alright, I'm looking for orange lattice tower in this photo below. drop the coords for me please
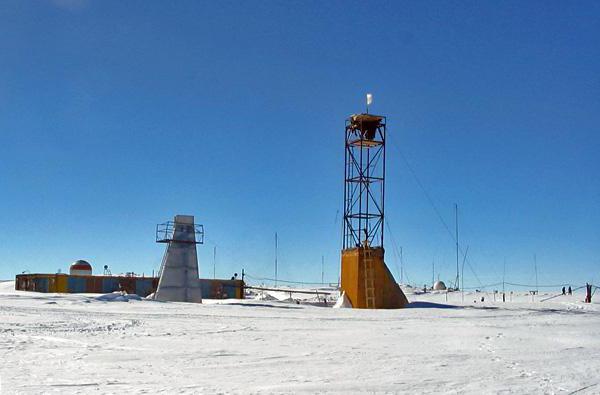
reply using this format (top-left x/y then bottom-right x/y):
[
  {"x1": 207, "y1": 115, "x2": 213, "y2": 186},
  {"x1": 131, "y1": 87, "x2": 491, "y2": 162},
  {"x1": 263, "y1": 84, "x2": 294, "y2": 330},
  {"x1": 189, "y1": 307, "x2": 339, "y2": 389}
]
[{"x1": 341, "y1": 113, "x2": 408, "y2": 309}]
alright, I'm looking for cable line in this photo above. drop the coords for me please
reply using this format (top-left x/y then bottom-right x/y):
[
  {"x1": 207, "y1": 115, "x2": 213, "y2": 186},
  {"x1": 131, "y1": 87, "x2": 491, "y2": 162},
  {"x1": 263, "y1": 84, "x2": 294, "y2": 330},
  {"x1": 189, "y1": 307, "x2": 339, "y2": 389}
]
[
  {"x1": 245, "y1": 273, "x2": 335, "y2": 286},
  {"x1": 385, "y1": 219, "x2": 410, "y2": 284},
  {"x1": 387, "y1": 134, "x2": 484, "y2": 288}
]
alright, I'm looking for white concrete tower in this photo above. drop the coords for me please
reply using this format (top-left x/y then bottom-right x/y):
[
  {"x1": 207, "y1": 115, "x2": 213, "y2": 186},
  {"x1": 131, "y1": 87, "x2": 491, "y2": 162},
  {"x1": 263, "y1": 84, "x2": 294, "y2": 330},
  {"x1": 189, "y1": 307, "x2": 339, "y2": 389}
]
[{"x1": 154, "y1": 215, "x2": 203, "y2": 303}]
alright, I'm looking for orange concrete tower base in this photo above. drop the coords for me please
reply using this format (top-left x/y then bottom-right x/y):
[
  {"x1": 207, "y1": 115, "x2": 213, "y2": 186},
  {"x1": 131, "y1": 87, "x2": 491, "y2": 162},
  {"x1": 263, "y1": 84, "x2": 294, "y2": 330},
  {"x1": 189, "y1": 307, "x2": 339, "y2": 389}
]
[{"x1": 340, "y1": 247, "x2": 409, "y2": 309}]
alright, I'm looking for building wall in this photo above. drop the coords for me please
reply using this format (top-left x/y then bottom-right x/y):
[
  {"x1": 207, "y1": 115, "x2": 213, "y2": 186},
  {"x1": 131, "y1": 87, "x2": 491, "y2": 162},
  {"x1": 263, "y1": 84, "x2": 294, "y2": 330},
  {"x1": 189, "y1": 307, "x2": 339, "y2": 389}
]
[
  {"x1": 15, "y1": 274, "x2": 159, "y2": 297},
  {"x1": 199, "y1": 279, "x2": 245, "y2": 299},
  {"x1": 15, "y1": 274, "x2": 244, "y2": 299}
]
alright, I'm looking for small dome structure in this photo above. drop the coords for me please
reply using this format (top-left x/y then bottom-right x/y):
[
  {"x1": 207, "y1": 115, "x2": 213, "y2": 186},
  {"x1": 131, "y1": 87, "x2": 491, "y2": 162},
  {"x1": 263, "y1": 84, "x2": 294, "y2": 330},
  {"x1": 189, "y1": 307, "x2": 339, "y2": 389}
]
[
  {"x1": 433, "y1": 280, "x2": 447, "y2": 291},
  {"x1": 70, "y1": 260, "x2": 92, "y2": 275}
]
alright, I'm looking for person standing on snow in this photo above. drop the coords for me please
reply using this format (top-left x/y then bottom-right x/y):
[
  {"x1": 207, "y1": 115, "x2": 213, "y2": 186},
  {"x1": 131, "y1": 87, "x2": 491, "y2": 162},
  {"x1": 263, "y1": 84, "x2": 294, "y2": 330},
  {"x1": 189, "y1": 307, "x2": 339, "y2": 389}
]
[{"x1": 585, "y1": 283, "x2": 592, "y2": 303}]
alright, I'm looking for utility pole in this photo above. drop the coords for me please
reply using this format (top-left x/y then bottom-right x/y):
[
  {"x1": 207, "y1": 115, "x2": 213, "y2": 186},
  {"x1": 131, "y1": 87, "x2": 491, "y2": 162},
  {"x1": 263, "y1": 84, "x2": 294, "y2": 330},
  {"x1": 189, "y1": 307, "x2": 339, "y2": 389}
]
[
  {"x1": 534, "y1": 253, "x2": 538, "y2": 296},
  {"x1": 502, "y1": 257, "x2": 506, "y2": 302},
  {"x1": 400, "y1": 246, "x2": 404, "y2": 284},
  {"x1": 461, "y1": 246, "x2": 469, "y2": 303},
  {"x1": 213, "y1": 246, "x2": 216, "y2": 279},
  {"x1": 275, "y1": 232, "x2": 278, "y2": 287},
  {"x1": 321, "y1": 255, "x2": 324, "y2": 284},
  {"x1": 432, "y1": 258, "x2": 435, "y2": 288},
  {"x1": 455, "y1": 203, "x2": 460, "y2": 291}
]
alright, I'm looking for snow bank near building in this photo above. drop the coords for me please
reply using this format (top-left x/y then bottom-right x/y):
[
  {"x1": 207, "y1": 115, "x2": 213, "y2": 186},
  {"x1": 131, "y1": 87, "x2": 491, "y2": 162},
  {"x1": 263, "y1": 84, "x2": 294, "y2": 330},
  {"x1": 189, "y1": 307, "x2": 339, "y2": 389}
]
[
  {"x1": 0, "y1": 280, "x2": 15, "y2": 293},
  {"x1": 333, "y1": 291, "x2": 352, "y2": 308},
  {"x1": 253, "y1": 289, "x2": 331, "y2": 304},
  {"x1": 95, "y1": 292, "x2": 143, "y2": 302},
  {"x1": 253, "y1": 291, "x2": 278, "y2": 301}
]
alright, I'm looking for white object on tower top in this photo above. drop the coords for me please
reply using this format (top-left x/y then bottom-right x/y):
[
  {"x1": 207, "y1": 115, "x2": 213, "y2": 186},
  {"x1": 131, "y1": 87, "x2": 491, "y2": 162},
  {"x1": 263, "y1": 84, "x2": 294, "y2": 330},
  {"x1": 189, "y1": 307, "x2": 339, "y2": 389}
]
[{"x1": 366, "y1": 93, "x2": 373, "y2": 106}]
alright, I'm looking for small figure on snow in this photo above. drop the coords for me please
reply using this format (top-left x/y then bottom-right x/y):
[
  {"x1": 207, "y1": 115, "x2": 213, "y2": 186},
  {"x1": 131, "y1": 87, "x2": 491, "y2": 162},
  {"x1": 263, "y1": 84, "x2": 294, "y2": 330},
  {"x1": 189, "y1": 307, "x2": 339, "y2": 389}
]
[
  {"x1": 568, "y1": 286, "x2": 572, "y2": 295},
  {"x1": 562, "y1": 287, "x2": 566, "y2": 295},
  {"x1": 585, "y1": 283, "x2": 592, "y2": 303}
]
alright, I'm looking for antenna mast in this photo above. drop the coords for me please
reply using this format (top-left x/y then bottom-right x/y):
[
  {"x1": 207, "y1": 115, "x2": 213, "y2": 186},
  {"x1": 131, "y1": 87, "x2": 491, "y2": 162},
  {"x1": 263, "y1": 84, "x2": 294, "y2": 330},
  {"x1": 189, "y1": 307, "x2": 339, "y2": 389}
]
[
  {"x1": 213, "y1": 246, "x2": 216, "y2": 279},
  {"x1": 454, "y1": 203, "x2": 460, "y2": 290},
  {"x1": 503, "y1": 257, "x2": 506, "y2": 295},
  {"x1": 432, "y1": 258, "x2": 435, "y2": 288},
  {"x1": 400, "y1": 246, "x2": 404, "y2": 284},
  {"x1": 534, "y1": 253, "x2": 538, "y2": 295}
]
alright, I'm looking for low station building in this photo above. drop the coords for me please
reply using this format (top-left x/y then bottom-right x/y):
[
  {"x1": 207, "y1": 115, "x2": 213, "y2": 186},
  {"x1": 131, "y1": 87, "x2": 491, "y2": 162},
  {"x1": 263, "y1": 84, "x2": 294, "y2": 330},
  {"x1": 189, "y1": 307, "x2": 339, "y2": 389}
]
[{"x1": 15, "y1": 260, "x2": 244, "y2": 299}]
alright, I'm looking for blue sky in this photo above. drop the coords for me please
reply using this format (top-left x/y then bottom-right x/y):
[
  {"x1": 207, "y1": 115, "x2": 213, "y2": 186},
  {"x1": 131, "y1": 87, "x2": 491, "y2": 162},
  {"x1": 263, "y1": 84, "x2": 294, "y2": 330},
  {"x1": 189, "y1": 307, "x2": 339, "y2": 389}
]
[{"x1": 0, "y1": 0, "x2": 598, "y2": 288}]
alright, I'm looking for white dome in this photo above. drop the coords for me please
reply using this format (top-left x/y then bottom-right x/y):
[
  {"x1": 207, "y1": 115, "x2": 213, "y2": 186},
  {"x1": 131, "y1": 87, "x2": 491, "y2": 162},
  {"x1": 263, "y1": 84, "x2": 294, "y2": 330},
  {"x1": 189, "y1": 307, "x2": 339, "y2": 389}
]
[{"x1": 433, "y1": 280, "x2": 447, "y2": 291}]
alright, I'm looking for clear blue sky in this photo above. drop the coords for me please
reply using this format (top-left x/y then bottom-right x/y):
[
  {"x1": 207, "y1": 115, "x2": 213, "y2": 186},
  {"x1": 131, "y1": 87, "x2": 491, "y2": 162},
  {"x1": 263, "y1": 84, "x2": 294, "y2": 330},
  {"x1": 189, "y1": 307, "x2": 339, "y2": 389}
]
[{"x1": 1, "y1": 0, "x2": 598, "y2": 289}]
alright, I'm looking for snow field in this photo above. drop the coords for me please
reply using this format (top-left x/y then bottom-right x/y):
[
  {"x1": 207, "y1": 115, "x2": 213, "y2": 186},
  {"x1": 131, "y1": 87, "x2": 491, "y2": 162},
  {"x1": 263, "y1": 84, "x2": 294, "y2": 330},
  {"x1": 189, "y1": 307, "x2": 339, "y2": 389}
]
[{"x1": 0, "y1": 281, "x2": 599, "y2": 394}]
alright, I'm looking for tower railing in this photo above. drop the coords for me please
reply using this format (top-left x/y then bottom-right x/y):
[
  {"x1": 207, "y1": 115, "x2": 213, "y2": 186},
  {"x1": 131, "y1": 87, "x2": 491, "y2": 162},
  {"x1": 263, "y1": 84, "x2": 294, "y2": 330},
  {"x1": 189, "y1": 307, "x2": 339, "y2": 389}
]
[{"x1": 156, "y1": 221, "x2": 204, "y2": 244}]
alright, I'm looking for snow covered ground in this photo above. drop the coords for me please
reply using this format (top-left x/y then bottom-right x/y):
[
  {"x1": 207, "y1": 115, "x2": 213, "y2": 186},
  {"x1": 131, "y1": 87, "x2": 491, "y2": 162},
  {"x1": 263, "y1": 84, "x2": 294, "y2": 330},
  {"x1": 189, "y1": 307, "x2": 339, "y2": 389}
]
[{"x1": 1, "y1": 280, "x2": 599, "y2": 394}]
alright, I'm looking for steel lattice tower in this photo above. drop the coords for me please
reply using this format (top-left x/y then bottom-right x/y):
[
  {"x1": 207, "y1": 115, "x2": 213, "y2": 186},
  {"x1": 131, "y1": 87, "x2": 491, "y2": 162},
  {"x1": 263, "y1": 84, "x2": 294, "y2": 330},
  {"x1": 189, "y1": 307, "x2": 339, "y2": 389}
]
[{"x1": 343, "y1": 114, "x2": 386, "y2": 249}]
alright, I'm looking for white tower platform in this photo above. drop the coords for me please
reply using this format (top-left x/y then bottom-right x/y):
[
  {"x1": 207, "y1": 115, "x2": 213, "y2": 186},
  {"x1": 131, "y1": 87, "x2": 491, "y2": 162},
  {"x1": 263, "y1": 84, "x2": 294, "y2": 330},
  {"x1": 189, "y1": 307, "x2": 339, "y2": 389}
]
[{"x1": 154, "y1": 215, "x2": 203, "y2": 303}]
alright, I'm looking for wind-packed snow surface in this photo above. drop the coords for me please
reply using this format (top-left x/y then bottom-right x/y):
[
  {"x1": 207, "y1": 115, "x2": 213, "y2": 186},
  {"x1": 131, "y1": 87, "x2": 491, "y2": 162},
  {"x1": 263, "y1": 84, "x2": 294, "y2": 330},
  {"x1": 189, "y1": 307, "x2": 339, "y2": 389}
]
[{"x1": 1, "y1": 280, "x2": 599, "y2": 394}]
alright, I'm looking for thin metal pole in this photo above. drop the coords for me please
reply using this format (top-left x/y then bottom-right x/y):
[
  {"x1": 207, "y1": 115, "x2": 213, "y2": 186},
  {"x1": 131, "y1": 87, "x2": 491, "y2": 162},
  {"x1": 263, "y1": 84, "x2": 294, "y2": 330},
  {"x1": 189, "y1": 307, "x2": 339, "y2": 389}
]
[
  {"x1": 461, "y1": 246, "x2": 469, "y2": 303},
  {"x1": 213, "y1": 246, "x2": 216, "y2": 280},
  {"x1": 275, "y1": 232, "x2": 278, "y2": 287},
  {"x1": 534, "y1": 253, "x2": 538, "y2": 296},
  {"x1": 432, "y1": 258, "x2": 435, "y2": 288},
  {"x1": 400, "y1": 246, "x2": 403, "y2": 284},
  {"x1": 321, "y1": 255, "x2": 324, "y2": 284},
  {"x1": 455, "y1": 203, "x2": 459, "y2": 290},
  {"x1": 503, "y1": 257, "x2": 506, "y2": 298}
]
